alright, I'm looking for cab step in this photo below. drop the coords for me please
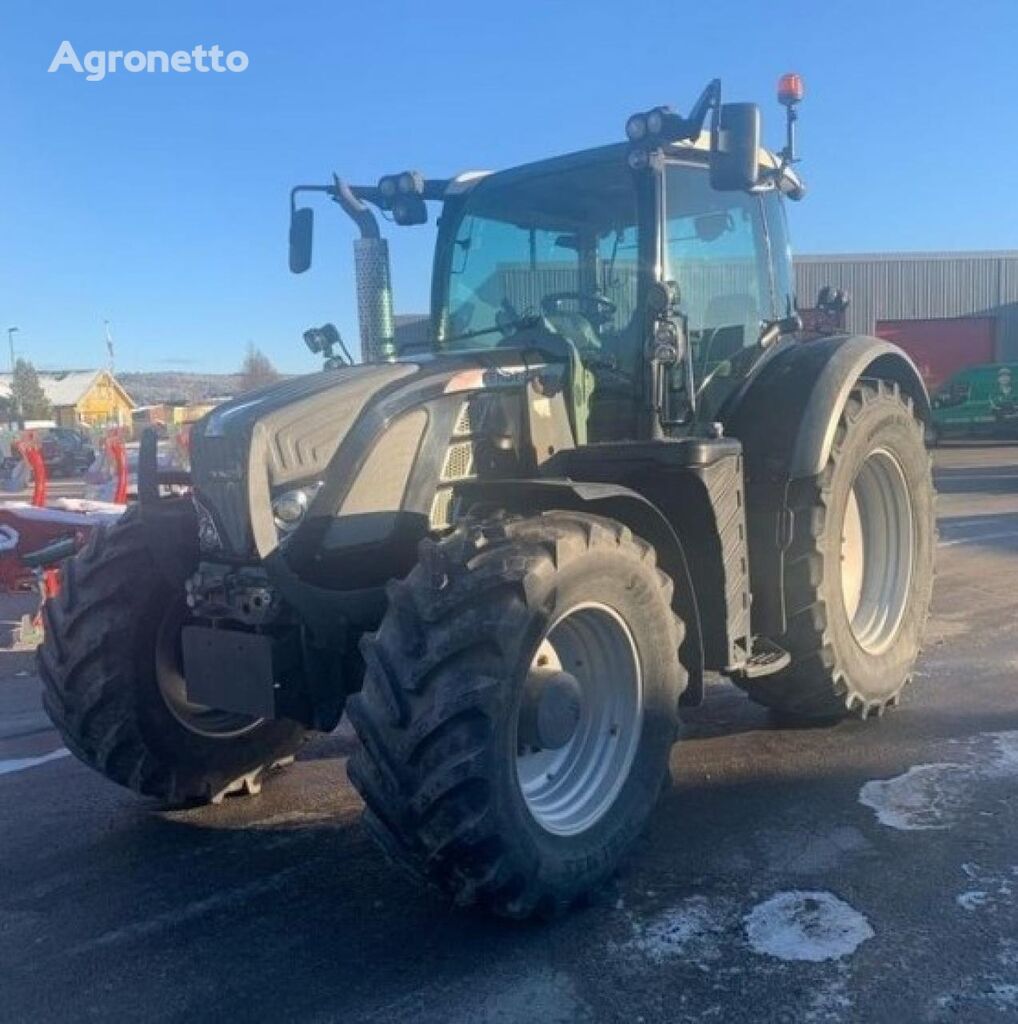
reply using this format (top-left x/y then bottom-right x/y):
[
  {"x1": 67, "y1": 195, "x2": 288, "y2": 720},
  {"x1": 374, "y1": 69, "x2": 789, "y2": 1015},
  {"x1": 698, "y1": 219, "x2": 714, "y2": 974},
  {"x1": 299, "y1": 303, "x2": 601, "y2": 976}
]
[{"x1": 728, "y1": 638, "x2": 791, "y2": 680}]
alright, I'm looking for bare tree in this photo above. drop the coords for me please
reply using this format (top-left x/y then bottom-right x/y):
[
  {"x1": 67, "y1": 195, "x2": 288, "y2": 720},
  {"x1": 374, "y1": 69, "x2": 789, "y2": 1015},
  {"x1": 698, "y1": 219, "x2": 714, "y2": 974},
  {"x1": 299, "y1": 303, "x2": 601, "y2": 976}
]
[{"x1": 239, "y1": 343, "x2": 280, "y2": 393}]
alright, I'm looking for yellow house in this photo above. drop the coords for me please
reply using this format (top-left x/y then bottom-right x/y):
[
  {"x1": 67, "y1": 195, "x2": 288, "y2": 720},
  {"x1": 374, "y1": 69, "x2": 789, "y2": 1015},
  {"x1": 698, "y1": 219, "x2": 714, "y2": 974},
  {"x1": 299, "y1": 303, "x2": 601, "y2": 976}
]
[{"x1": 0, "y1": 369, "x2": 135, "y2": 428}]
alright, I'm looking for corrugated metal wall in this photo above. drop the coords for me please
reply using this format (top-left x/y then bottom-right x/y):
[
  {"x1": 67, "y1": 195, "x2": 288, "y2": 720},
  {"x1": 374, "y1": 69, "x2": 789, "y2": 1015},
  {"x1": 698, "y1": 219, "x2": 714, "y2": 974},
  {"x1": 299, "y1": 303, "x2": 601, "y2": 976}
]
[{"x1": 795, "y1": 252, "x2": 1018, "y2": 360}]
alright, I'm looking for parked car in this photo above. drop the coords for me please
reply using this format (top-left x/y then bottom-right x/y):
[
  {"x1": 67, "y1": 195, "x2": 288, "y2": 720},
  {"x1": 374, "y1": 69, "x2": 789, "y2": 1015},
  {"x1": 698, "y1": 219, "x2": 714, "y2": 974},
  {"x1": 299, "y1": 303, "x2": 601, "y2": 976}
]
[
  {"x1": 36, "y1": 428, "x2": 96, "y2": 477},
  {"x1": 930, "y1": 363, "x2": 1018, "y2": 444}
]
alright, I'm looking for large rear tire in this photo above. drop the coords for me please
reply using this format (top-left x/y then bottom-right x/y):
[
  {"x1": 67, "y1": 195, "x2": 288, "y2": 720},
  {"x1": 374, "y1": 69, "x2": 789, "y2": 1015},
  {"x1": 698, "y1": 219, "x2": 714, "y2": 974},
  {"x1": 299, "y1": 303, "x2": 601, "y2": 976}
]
[
  {"x1": 740, "y1": 381, "x2": 935, "y2": 719},
  {"x1": 38, "y1": 507, "x2": 306, "y2": 803},
  {"x1": 346, "y1": 511, "x2": 687, "y2": 918}
]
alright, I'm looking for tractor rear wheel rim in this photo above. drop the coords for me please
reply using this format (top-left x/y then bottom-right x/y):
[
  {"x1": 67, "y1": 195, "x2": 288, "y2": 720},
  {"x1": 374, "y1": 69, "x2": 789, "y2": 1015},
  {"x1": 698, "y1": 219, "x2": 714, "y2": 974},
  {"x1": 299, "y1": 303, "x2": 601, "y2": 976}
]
[
  {"x1": 841, "y1": 447, "x2": 915, "y2": 654},
  {"x1": 515, "y1": 602, "x2": 643, "y2": 837},
  {"x1": 155, "y1": 603, "x2": 263, "y2": 739}
]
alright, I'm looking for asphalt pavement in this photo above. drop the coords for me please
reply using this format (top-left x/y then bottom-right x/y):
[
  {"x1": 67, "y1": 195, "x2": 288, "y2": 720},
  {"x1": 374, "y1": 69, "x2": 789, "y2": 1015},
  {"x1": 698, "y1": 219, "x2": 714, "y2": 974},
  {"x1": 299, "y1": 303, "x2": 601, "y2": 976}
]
[{"x1": 2, "y1": 445, "x2": 1018, "y2": 1023}]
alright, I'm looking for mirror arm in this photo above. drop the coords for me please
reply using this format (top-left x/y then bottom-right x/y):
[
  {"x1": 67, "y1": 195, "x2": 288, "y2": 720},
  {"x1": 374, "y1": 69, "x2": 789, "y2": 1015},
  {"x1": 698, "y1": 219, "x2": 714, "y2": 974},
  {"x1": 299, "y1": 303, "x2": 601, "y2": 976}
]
[
  {"x1": 290, "y1": 184, "x2": 332, "y2": 214},
  {"x1": 328, "y1": 175, "x2": 381, "y2": 240},
  {"x1": 687, "y1": 78, "x2": 721, "y2": 140}
]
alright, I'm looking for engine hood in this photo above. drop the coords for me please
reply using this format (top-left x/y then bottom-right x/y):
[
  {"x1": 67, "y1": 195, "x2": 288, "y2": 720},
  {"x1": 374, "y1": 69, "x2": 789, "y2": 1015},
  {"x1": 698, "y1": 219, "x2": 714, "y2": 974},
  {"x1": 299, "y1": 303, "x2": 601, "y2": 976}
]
[{"x1": 192, "y1": 363, "x2": 417, "y2": 554}]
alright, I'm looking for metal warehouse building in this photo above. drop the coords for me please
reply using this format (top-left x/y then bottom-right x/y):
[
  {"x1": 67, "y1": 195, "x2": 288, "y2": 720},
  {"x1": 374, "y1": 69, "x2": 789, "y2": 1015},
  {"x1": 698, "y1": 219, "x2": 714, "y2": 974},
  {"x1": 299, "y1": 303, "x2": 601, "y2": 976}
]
[
  {"x1": 795, "y1": 251, "x2": 1018, "y2": 390},
  {"x1": 395, "y1": 251, "x2": 1018, "y2": 395}
]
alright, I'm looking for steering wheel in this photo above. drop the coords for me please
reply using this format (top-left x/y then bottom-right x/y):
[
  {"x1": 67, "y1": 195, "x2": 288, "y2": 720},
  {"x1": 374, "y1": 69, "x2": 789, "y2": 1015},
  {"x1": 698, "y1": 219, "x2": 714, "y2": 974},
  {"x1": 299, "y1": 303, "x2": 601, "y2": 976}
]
[{"x1": 540, "y1": 291, "x2": 616, "y2": 324}]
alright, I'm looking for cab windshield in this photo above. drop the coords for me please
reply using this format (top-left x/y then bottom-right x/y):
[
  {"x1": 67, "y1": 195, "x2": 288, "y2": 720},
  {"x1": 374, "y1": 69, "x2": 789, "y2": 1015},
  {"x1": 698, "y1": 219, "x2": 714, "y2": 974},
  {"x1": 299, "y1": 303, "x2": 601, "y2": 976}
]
[{"x1": 438, "y1": 154, "x2": 642, "y2": 376}]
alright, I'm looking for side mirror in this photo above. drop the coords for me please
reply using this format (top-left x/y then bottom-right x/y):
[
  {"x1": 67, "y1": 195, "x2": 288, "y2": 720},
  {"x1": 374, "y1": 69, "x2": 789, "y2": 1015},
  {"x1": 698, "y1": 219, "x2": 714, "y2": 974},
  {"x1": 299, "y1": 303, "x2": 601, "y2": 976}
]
[
  {"x1": 709, "y1": 103, "x2": 761, "y2": 192},
  {"x1": 289, "y1": 207, "x2": 314, "y2": 274}
]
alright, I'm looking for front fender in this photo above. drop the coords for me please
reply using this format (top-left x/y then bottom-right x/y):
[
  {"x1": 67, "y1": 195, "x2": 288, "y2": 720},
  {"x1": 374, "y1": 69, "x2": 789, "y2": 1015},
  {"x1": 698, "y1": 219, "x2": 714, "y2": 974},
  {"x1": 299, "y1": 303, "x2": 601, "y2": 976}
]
[
  {"x1": 788, "y1": 336, "x2": 930, "y2": 478},
  {"x1": 723, "y1": 333, "x2": 930, "y2": 636},
  {"x1": 725, "y1": 333, "x2": 930, "y2": 481},
  {"x1": 457, "y1": 478, "x2": 706, "y2": 706}
]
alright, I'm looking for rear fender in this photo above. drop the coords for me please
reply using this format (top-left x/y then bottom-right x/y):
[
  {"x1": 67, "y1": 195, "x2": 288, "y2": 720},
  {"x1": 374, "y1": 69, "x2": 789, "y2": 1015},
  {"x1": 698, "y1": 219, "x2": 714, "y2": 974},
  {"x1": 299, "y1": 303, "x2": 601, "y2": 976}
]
[
  {"x1": 723, "y1": 333, "x2": 931, "y2": 636},
  {"x1": 457, "y1": 478, "x2": 706, "y2": 706}
]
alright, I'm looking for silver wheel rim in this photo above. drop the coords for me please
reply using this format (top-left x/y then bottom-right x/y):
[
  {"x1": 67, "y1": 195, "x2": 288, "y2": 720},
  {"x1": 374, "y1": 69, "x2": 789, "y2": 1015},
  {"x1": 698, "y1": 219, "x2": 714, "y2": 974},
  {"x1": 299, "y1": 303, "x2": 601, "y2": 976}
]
[
  {"x1": 840, "y1": 447, "x2": 914, "y2": 654},
  {"x1": 516, "y1": 602, "x2": 643, "y2": 836},
  {"x1": 155, "y1": 604, "x2": 263, "y2": 739}
]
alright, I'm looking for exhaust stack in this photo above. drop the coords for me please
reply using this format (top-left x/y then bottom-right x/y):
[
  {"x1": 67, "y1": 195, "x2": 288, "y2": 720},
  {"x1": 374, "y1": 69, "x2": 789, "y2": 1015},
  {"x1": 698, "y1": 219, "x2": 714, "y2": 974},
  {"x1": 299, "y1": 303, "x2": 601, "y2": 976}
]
[
  {"x1": 352, "y1": 237, "x2": 395, "y2": 363},
  {"x1": 333, "y1": 178, "x2": 396, "y2": 363}
]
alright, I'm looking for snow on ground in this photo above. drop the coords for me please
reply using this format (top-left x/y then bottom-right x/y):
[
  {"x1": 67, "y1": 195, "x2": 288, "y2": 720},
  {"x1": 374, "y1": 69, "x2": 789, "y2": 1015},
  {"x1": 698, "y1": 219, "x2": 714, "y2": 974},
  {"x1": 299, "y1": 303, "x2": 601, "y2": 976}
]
[
  {"x1": 616, "y1": 895, "x2": 734, "y2": 963},
  {"x1": 0, "y1": 747, "x2": 68, "y2": 775},
  {"x1": 619, "y1": 889, "x2": 875, "y2": 967},
  {"x1": 858, "y1": 730, "x2": 1018, "y2": 831},
  {"x1": 742, "y1": 891, "x2": 875, "y2": 963}
]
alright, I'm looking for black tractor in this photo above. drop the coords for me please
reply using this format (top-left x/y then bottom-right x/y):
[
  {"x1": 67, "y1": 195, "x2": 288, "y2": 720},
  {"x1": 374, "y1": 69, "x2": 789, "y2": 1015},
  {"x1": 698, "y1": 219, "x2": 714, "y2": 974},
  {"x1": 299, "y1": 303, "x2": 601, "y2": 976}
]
[{"x1": 40, "y1": 76, "x2": 935, "y2": 918}]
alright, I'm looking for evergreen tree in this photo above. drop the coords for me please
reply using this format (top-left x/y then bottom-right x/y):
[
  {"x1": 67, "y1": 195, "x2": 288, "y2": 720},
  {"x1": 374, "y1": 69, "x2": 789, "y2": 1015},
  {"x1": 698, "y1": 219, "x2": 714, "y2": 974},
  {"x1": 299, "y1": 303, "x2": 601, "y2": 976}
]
[{"x1": 11, "y1": 359, "x2": 52, "y2": 421}]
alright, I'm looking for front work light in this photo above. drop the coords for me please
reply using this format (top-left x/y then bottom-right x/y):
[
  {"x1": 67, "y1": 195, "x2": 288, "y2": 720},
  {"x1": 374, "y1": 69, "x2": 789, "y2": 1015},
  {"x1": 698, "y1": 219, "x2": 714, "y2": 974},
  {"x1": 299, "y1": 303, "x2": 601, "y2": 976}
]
[
  {"x1": 397, "y1": 170, "x2": 425, "y2": 195},
  {"x1": 392, "y1": 194, "x2": 428, "y2": 226},
  {"x1": 645, "y1": 106, "x2": 669, "y2": 135},
  {"x1": 625, "y1": 113, "x2": 648, "y2": 141},
  {"x1": 378, "y1": 174, "x2": 399, "y2": 199},
  {"x1": 777, "y1": 72, "x2": 804, "y2": 107},
  {"x1": 626, "y1": 148, "x2": 650, "y2": 171}
]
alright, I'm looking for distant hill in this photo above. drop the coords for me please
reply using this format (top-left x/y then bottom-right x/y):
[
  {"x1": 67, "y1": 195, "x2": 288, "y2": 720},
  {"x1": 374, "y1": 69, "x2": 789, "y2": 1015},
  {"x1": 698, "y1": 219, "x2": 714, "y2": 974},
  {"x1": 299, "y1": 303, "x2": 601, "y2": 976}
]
[{"x1": 119, "y1": 372, "x2": 245, "y2": 406}]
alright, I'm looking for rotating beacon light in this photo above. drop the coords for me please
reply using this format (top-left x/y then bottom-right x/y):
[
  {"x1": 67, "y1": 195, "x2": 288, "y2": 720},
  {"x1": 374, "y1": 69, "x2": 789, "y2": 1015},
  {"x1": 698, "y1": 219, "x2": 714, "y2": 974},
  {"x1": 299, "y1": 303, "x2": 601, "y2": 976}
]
[{"x1": 777, "y1": 72, "x2": 804, "y2": 168}]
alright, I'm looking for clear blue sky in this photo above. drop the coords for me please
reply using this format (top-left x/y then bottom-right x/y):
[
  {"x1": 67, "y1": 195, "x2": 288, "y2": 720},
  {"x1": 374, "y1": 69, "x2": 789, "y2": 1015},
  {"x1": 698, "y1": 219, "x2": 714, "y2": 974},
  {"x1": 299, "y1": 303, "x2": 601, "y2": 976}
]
[{"x1": 2, "y1": 0, "x2": 1016, "y2": 372}]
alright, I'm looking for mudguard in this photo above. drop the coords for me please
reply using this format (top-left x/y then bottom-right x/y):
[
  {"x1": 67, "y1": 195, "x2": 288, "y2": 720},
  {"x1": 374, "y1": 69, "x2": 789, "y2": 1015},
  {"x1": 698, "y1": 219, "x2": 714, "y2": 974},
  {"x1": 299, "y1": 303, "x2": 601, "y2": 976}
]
[
  {"x1": 457, "y1": 477, "x2": 707, "y2": 706},
  {"x1": 722, "y1": 333, "x2": 930, "y2": 637}
]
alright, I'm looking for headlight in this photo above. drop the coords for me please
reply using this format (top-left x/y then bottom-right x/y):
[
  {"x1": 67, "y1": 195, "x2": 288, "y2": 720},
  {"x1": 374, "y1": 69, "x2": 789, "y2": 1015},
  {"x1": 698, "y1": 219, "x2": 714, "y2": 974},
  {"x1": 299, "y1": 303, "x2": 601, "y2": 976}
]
[
  {"x1": 193, "y1": 496, "x2": 223, "y2": 552},
  {"x1": 272, "y1": 483, "x2": 321, "y2": 534}
]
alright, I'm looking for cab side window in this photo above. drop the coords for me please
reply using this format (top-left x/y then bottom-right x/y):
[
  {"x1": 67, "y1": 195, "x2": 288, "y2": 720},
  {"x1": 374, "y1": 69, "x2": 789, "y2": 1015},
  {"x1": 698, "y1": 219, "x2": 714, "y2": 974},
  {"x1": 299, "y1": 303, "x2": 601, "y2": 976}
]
[{"x1": 664, "y1": 164, "x2": 771, "y2": 375}]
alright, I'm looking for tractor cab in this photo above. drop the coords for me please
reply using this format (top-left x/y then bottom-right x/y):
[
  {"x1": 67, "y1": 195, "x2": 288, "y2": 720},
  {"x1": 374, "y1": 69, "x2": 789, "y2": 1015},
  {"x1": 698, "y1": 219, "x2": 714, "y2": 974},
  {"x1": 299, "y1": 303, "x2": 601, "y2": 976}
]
[
  {"x1": 289, "y1": 76, "x2": 806, "y2": 447},
  {"x1": 427, "y1": 138, "x2": 803, "y2": 443}
]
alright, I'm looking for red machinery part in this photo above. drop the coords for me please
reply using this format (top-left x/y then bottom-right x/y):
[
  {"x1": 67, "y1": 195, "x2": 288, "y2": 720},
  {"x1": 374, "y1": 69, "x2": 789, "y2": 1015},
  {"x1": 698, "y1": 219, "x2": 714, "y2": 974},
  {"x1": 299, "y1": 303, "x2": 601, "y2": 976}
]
[
  {"x1": 104, "y1": 432, "x2": 128, "y2": 505},
  {"x1": 14, "y1": 435, "x2": 48, "y2": 508}
]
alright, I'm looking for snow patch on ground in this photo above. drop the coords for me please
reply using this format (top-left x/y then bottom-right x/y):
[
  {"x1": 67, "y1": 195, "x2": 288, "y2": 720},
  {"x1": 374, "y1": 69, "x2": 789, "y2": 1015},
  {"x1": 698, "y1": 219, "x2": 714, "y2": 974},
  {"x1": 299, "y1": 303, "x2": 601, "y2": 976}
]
[
  {"x1": 858, "y1": 763, "x2": 969, "y2": 830},
  {"x1": 743, "y1": 891, "x2": 874, "y2": 963},
  {"x1": 859, "y1": 730, "x2": 1018, "y2": 831},
  {"x1": 802, "y1": 971, "x2": 854, "y2": 1024},
  {"x1": 955, "y1": 863, "x2": 1017, "y2": 913},
  {"x1": 618, "y1": 895, "x2": 733, "y2": 963},
  {"x1": 957, "y1": 890, "x2": 991, "y2": 911},
  {"x1": 933, "y1": 917, "x2": 1018, "y2": 1013},
  {"x1": 0, "y1": 747, "x2": 70, "y2": 776}
]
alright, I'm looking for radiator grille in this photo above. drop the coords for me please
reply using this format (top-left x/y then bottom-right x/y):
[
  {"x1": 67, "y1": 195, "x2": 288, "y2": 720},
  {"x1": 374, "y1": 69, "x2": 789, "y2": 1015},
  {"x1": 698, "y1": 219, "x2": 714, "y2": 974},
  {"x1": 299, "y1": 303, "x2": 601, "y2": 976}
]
[
  {"x1": 441, "y1": 441, "x2": 475, "y2": 482},
  {"x1": 430, "y1": 488, "x2": 456, "y2": 530},
  {"x1": 453, "y1": 402, "x2": 473, "y2": 437}
]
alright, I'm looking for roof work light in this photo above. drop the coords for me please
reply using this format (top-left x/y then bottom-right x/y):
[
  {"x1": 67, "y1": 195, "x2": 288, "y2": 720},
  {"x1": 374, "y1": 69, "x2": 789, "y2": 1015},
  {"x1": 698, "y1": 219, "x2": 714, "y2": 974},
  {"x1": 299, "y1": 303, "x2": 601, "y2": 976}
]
[
  {"x1": 377, "y1": 174, "x2": 399, "y2": 200},
  {"x1": 397, "y1": 170, "x2": 425, "y2": 195}
]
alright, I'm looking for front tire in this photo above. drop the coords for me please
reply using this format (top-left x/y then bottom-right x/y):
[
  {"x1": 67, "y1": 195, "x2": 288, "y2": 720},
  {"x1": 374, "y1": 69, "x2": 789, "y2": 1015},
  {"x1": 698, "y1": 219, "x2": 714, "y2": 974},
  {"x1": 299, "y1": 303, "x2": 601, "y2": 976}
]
[
  {"x1": 38, "y1": 507, "x2": 306, "y2": 803},
  {"x1": 741, "y1": 381, "x2": 935, "y2": 719},
  {"x1": 346, "y1": 511, "x2": 687, "y2": 918}
]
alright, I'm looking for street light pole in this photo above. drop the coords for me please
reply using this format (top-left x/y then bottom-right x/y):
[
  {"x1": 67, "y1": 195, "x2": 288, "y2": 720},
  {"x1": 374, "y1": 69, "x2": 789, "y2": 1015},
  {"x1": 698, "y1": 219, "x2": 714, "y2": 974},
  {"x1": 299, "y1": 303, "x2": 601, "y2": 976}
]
[{"x1": 6, "y1": 327, "x2": 18, "y2": 424}]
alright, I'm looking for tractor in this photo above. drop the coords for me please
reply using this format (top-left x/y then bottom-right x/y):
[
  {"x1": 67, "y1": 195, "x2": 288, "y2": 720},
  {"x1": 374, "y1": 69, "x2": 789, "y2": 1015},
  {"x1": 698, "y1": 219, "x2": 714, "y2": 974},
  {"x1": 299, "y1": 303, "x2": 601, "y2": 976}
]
[{"x1": 39, "y1": 75, "x2": 935, "y2": 918}]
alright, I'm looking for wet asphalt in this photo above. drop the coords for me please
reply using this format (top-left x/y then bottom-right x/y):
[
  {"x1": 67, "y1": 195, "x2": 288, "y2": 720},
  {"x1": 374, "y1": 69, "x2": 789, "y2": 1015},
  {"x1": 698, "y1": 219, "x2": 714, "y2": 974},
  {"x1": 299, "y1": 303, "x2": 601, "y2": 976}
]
[{"x1": 2, "y1": 444, "x2": 1018, "y2": 1023}]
